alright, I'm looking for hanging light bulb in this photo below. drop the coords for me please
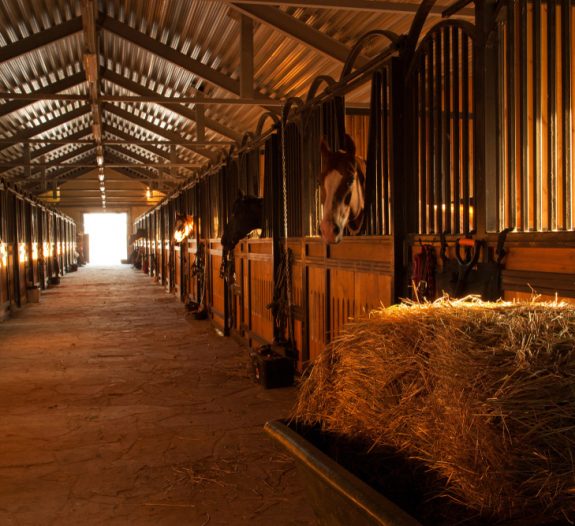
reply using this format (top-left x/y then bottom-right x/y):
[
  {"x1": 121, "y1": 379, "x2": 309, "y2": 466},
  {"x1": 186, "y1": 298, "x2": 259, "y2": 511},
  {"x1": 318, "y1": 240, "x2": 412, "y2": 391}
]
[{"x1": 146, "y1": 186, "x2": 152, "y2": 200}]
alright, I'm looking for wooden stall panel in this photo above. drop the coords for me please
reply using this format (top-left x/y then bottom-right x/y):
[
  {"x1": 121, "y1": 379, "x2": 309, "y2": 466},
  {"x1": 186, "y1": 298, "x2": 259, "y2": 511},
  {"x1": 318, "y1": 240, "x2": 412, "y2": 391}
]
[
  {"x1": 354, "y1": 271, "x2": 393, "y2": 313},
  {"x1": 232, "y1": 246, "x2": 244, "y2": 334},
  {"x1": 330, "y1": 268, "x2": 356, "y2": 340},
  {"x1": 505, "y1": 247, "x2": 575, "y2": 273},
  {"x1": 188, "y1": 242, "x2": 200, "y2": 304},
  {"x1": 210, "y1": 248, "x2": 225, "y2": 329},
  {"x1": 249, "y1": 258, "x2": 274, "y2": 345},
  {"x1": 174, "y1": 246, "x2": 181, "y2": 296},
  {"x1": 329, "y1": 237, "x2": 394, "y2": 265},
  {"x1": 308, "y1": 266, "x2": 326, "y2": 362}
]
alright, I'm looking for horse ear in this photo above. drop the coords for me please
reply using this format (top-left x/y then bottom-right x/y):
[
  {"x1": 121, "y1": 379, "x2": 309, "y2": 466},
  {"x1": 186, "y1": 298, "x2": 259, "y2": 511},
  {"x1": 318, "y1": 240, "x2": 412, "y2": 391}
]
[
  {"x1": 344, "y1": 134, "x2": 356, "y2": 158},
  {"x1": 320, "y1": 138, "x2": 331, "y2": 165}
]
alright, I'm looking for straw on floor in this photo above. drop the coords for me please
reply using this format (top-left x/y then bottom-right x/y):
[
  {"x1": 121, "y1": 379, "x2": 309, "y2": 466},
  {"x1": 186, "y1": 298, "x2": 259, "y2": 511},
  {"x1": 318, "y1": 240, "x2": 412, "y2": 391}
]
[{"x1": 292, "y1": 297, "x2": 575, "y2": 523}]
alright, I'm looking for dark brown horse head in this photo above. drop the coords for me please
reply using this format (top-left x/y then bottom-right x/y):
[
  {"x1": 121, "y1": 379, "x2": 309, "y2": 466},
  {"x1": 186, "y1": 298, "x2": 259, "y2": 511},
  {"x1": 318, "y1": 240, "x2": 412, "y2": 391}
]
[
  {"x1": 173, "y1": 214, "x2": 195, "y2": 243},
  {"x1": 319, "y1": 134, "x2": 365, "y2": 244},
  {"x1": 221, "y1": 192, "x2": 263, "y2": 252}
]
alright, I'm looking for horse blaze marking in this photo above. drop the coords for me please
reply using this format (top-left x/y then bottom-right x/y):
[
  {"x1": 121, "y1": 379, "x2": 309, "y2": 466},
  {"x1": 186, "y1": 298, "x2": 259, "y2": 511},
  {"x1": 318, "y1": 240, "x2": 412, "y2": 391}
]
[{"x1": 319, "y1": 134, "x2": 365, "y2": 244}]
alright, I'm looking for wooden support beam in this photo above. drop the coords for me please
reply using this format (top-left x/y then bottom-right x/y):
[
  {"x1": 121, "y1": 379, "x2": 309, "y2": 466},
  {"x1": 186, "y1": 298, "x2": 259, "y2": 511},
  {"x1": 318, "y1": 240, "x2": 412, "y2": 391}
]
[
  {"x1": 221, "y1": 0, "x2": 474, "y2": 17},
  {"x1": 0, "y1": 105, "x2": 92, "y2": 154},
  {"x1": 240, "y1": 16, "x2": 254, "y2": 98},
  {"x1": 0, "y1": 138, "x2": 234, "y2": 146},
  {"x1": 105, "y1": 145, "x2": 187, "y2": 179},
  {"x1": 0, "y1": 92, "x2": 282, "y2": 105},
  {"x1": 101, "y1": 15, "x2": 237, "y2": 96},
  {"x1": 229, "y1": 3, "x2": 369, "y2": 66},
  {"x1": 0, "y1": 73, "x2": 86, "y2": 117},
  {"x1": 102, "y1": 69, "x2": 242, "y2": 141},
  {"x1": 103, "y1": 103, "x2": 218, "y2": 162},
  {"x1": 81, "y1": 0, "x2": 104, "y2": 175},
  {"x1": 0, "y1": 17, "x2": 83, "y2": 65},
  {"x1": 0, "y1": 162, "x2": 203, "y2": 168}
]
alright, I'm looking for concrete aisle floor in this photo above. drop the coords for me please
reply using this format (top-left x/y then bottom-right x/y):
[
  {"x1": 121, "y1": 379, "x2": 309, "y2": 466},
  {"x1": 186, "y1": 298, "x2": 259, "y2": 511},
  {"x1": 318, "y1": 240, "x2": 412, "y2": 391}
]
[{"x1": 0, "y1": 266, "x2": 317, "y2": 526}]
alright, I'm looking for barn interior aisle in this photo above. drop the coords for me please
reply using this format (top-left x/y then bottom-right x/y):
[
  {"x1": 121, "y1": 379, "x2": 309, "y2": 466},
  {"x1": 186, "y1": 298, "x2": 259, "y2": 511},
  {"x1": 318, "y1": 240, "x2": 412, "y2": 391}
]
[{"x1": 0, "y1": 266, "x2": 315, "y2": 526}]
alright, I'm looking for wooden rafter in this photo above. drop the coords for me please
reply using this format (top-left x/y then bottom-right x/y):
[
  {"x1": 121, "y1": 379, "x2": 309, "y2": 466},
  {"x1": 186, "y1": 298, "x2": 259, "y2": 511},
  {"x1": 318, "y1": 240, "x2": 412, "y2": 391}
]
[
  {"x1": 0, "y1": 105, "x2": 92, "y2": 154},
  {"x1": 0, "y1": 17, "x2": 83, "y2": 65},
  {"x1": 229, "y1": 3, "x2": 370, "y2": 65},
  {"x1": 99, "y1": 14, "x2": 277, "y2": 112},
  {"x1": 103, "y1": 103, "x2": 218, "y2": 162},
  {"x1": 81, "y1": 0, "x2": 104, "y2": 168},
  {"x1": 0, "y1": 72, "x2": 86, "y2": 118},
  {"x1": 102, "y1": 69, "x2": 243, "y2": 142},
  {"x1": 222, "y1": 0, "x2": 474, "y2": 17}
]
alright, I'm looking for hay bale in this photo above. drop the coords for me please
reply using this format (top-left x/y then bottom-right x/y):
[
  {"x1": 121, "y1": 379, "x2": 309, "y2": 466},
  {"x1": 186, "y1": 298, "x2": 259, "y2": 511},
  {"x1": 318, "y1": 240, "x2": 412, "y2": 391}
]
[{"x1": 292, "y1": 297, "x2": 575, "y2": 523}]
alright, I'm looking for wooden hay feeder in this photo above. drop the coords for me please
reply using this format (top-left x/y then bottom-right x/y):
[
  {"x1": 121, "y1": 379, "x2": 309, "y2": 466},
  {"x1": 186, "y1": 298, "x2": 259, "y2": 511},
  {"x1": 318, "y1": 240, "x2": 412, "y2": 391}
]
[{"x1": 276, "y1": 298, "x2": 575, "y2": 526}]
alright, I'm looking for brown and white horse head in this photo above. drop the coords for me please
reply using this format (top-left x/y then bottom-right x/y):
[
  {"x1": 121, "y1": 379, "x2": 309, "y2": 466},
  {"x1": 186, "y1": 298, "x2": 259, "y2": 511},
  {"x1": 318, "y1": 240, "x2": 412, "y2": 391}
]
[
  {"x1": 173, "y1": 214, "x2": 195, "y2": 243},
  {"x1": 319, "y1": 134, "x2": 365, "y2": 244}
]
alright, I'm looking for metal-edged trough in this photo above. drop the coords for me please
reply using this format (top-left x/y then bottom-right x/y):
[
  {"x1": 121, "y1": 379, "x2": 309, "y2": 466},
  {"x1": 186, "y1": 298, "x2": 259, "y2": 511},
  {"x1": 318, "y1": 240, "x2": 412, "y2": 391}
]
[{"x1": 264, "y1": 419, "x2": 421, "y2": 526}]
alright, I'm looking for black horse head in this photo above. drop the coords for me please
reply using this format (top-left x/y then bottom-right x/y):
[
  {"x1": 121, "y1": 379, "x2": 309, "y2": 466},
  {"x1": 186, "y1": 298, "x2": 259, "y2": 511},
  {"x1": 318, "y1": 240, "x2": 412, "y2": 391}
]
[{"x1": 221, "y1": 192, "x2": 263, "y2": 252}]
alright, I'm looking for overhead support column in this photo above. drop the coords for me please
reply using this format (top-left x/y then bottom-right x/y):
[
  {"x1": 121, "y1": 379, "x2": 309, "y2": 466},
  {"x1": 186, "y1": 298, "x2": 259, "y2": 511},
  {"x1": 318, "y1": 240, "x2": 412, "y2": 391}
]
[
  {"x1": 81, "y1": 0, "x2": 104, "y2": 174},
  {"x1": 240, "y1": 16, "x2": 254, "y2": 98}
]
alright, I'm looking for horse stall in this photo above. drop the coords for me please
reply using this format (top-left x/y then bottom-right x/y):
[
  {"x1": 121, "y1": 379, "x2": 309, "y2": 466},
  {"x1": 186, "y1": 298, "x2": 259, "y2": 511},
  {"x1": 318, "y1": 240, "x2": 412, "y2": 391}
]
[
  {"x1": 134, "y1": 1, "x2": 575, "y2": 350},
  {"x1": 0, "y1": 178, "x2": 76, "y2": 317},
  {"x1": 128, "y1": 1, "x2": 575, "y2": 523}
]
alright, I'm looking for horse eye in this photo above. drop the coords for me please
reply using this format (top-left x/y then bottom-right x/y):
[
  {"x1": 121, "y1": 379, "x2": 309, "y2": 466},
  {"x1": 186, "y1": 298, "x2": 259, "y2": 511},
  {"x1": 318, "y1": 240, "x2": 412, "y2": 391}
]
[{"x1": 344, "y1": 192, "x2": 352, "y2": 205}]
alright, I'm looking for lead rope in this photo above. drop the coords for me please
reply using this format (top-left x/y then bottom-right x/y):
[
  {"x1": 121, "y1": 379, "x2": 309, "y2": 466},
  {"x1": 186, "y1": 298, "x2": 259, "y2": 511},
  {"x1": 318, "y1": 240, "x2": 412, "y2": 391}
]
[{"x1": 280, "y1": 117, "x2": 294, "y2": 347}]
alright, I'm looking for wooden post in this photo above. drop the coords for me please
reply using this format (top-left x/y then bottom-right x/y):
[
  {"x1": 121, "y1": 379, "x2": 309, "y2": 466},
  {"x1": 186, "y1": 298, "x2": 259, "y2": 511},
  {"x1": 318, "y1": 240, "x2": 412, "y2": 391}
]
[
  {"x1": 474, "y1": 0, "x2": 499, "y2": 236},
  {"x1": 390, "y1": 57, "x2": 409, "y2": 303}
]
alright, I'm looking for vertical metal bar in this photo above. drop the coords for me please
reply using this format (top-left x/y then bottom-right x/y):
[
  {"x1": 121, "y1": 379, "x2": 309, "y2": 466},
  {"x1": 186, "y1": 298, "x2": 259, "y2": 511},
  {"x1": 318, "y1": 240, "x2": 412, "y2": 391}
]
[
  {"x1": 434, "y1": 31, "x2": 443, "y2": 234},
  {"x1": 548, "y1": 0, "x2": 557, "y2": 230},
  {"x1": 534, "y1": 0, "x2": 542, "y2": 231},
  {"x1": 520, "y1": 0, "x2": 529, "y2": 230},
  {"x1": 452, "y1": 26, "x2": 461, "y2": 234},
  {"x1": 561, "y1": 0, "x2": 572, "y2": 229},
  {"x1": 462, "y1": 32, "x2": 470, "y2": 234},
  {"x1": 426, "y1": 44, "x2": 435, "y2": 234},
  {"x1": 419, "y1": 55, "x2": 426, "y2": 234},
  {"x1": 382, "y1": 67, "x2": 390, "y2": 235},
  {"x1": 506, "y1": 0, "x2": 517, "y2": 229},
  {"x1": 443, "y1": 27, "x2": 452, "y2": 233}
]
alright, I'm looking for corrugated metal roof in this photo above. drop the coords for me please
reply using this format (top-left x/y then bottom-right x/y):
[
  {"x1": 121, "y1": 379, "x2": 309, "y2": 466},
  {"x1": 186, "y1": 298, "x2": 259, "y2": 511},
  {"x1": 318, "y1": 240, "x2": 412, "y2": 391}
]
[{"x1": 0, "y1": 0, "x2": 474, "y2": 206}]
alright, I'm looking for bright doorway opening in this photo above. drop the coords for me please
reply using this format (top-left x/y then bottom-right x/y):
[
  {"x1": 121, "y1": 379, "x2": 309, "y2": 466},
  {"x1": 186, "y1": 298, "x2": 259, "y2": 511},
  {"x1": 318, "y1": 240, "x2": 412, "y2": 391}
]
[{"x1": 84, "y1": 213, "x2": 128, "y2": 265}]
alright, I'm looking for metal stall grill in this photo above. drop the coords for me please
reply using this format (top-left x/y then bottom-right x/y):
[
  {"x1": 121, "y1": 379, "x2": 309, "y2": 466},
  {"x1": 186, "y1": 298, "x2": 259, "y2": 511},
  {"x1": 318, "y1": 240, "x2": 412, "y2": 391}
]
[
  {"x1": 365, "y1": 65, "x2": 393, "y2": 236},
  {"x1": 496, "y1": 0, "x2": 574, "y2": 232},
  {"x1": 410, "y1": 21, "x2": 476, "y2": 236}
]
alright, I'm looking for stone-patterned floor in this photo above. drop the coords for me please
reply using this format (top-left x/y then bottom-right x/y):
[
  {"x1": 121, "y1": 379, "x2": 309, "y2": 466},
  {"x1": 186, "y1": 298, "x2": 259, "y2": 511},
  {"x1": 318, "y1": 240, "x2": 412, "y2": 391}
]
[{"x1": 0, "y1": 266, "x2": 317, "y2": 526}]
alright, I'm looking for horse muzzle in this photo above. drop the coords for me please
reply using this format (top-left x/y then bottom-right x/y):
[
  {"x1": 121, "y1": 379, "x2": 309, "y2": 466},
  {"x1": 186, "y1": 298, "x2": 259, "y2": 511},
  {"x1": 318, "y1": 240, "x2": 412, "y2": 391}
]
[{"x1": 320, "y1": 220, "x2": 343, "y2": 244}]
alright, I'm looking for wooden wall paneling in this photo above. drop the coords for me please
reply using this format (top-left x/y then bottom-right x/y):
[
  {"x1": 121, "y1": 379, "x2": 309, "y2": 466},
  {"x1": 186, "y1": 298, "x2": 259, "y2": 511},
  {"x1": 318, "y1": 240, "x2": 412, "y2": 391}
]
[
  {"x1": 504, "y1": 246, "x2": 575, "y2": 273},
  {"x1": 209, "y1": 241, "x2": 225, "y2": 329},
  {"x1": 248, "y1": 240, "x2": 274, "y2": 345},
  {"x1": 175, "y1": 245, "x2": 181, "y2": 297},
  {"x1": 307, "y1": 265, "x2": 326, "y2": 363},
  {"x1": 329, "y1": 267, "x2": 356, "y2": 340}
]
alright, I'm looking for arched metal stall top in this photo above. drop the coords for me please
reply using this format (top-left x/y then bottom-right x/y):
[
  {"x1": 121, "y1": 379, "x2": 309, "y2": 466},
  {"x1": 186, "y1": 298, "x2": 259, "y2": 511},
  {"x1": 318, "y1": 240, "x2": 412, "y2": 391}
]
[
  {"x1": 0, "y1": 178, "x2": 77, "y2": 319},
  {"x1": 134, "y1": 0, "x2": 575, "y2": 371}
]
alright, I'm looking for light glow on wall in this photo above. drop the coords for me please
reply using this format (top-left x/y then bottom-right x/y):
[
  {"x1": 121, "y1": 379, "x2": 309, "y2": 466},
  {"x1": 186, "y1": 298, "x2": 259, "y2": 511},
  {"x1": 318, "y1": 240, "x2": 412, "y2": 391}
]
[
  {"x1": 0, "y1": 242, "x2": 7, "y2": 268},
  {"x1": 84, "y1": 212, "x2": 128, "y2": 265}
]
